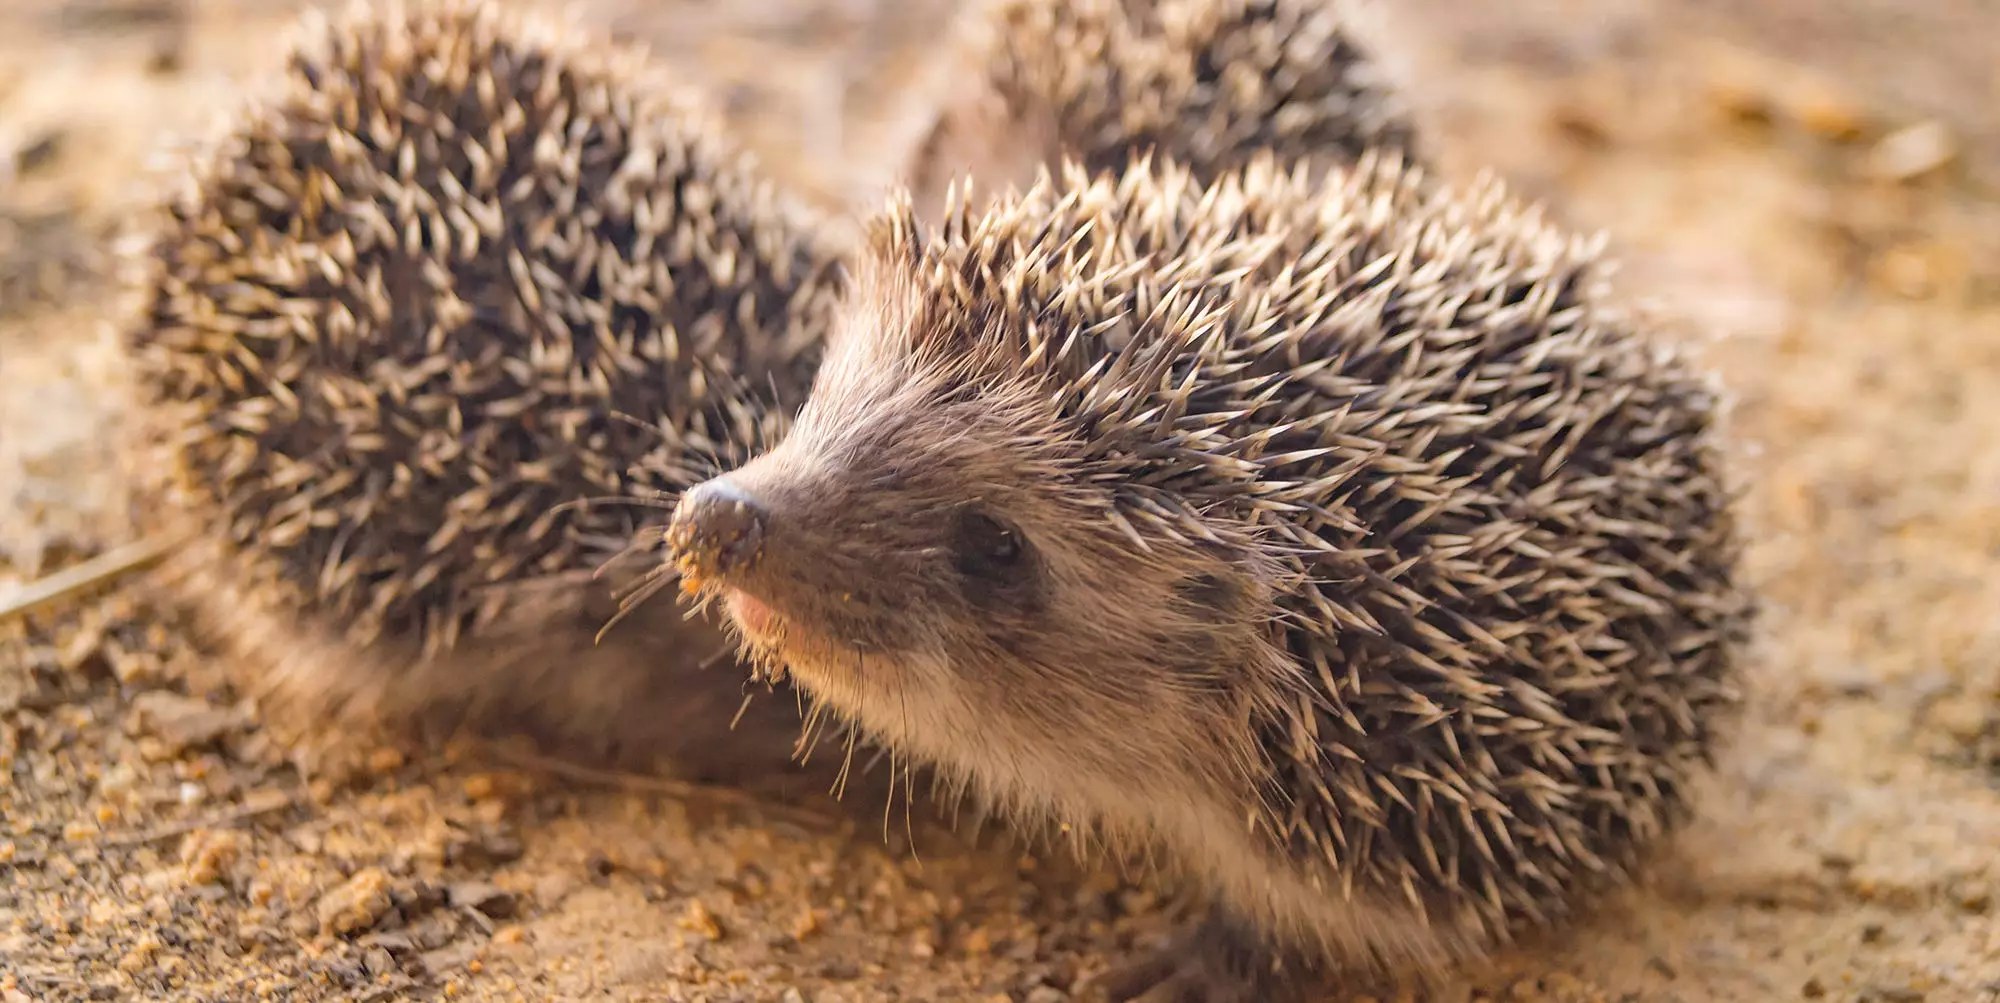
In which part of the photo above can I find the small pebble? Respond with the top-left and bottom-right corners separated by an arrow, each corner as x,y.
12,129 -> 65,175
961,926 -> 993,954
366,748 -> 406,775
1859,986 -> 1926,1003
1874,245 -> 1943,299
1791,81 -> 1867,141
1926,697 -> 1990,745
532,873 -> 578,910
1867,121 -> 1959,182
362,946 -> 397,977
419,942 -> 479,977
680,898 -> 724,941
105,647 -> 164,686
126,691 -> 241,755
791,907 -> 823,941
476,826 -> 524,865
177,828 -> 246,886
116,935 -> 159,972
363,931 -> 417,956
146,40 -> 183,75
317,868 -> 394,937
446,881 -> 517,920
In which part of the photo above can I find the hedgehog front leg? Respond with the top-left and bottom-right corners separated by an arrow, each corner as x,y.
1096,908 -> 1318,1003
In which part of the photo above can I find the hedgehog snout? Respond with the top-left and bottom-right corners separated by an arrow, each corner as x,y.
666,478 -> 770,592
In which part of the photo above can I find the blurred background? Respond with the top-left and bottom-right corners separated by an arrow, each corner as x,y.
2,2 -> 1997,1001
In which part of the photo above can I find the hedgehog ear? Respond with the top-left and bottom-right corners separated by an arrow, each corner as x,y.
1169,535 -> 1266,622
1173,572 -> 1244,621
1175,534 -> 1291,622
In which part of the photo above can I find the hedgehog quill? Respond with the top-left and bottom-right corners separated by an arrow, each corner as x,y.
663,155 -> 1752,1000
119,0 -> 845,775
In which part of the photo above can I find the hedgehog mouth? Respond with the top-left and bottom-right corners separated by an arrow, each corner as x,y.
724,587 -> 783,641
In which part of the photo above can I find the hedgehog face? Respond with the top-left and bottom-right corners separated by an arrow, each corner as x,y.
665,262 -> 1284,808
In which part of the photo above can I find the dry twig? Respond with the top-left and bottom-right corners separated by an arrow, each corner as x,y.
0,535 -> 175,626
475,743 -> 839,832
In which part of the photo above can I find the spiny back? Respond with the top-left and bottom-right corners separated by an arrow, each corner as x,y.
866,152 -> 1749,936
124,0 -> 845,654
969,0 -> 1416,179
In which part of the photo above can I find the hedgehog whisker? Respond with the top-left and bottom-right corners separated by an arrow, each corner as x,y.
548,494 -> 679,519
682,590 -> 721,623
595,569 -> 677,644
798,693 -> 832,766
698,644 -> 739,672
592,531 -> 669,586
894,657 -> 922,860
832,710 -> 861,804
603,408 -> 667,440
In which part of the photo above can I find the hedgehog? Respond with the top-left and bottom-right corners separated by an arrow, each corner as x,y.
116,0 -> 847,779
900,0 -> 1420,225
660,153 -> 1751,1000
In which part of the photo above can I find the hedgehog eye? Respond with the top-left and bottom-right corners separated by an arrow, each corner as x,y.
953,509 -> 1027,580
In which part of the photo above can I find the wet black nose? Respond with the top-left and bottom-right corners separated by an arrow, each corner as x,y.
666,477 -> 769,586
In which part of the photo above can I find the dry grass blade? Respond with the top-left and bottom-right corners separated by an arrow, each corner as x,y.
474,742 -> 838,832
0,535 -> 177,626
99,788 -> 304,848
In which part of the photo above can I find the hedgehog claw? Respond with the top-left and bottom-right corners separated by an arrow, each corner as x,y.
1095,911 -> 1310,1003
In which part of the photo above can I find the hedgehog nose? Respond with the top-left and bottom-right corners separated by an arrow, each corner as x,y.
666,478 -> 770,585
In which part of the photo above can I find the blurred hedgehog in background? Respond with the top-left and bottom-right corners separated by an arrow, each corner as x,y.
117,0 -> 847,778
902,0 -> 1419,222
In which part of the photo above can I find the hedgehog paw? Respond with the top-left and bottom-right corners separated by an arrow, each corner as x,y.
1096,910 -> 1313,1003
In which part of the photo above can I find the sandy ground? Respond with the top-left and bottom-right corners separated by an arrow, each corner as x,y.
4,0 -> 2000,1000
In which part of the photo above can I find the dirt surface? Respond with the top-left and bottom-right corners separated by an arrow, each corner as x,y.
4,1 -> 1999,1001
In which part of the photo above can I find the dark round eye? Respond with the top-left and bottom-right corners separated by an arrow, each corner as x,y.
954,509 -> 1025,578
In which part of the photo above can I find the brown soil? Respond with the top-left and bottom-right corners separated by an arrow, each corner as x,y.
4,1 -> 1998,1001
